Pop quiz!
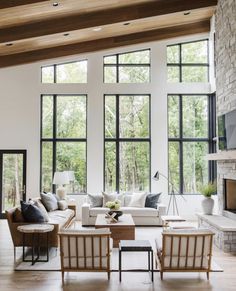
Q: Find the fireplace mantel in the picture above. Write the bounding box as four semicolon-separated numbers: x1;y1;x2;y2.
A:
206;151;236;161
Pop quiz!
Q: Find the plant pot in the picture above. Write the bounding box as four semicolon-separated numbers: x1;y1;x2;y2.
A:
201;197;214;215
108;210;123;220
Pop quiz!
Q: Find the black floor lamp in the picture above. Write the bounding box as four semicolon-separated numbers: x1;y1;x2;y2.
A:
153;171;186;215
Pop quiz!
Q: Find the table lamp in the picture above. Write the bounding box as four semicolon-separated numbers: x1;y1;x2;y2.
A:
53;171;69;200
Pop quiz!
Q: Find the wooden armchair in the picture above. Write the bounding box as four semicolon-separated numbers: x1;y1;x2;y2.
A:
58;228;112;284
155;229;214;280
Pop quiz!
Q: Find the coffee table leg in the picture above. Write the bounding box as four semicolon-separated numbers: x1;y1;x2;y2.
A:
22;233;26;262
119;250;122;282
151;250;154;282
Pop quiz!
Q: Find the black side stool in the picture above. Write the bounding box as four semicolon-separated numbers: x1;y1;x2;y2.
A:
119;240;154;282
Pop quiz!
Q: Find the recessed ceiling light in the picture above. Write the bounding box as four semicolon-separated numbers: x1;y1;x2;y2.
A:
184;11;191;15
123;22;130;26
63;33;70;36
93;27;102;32
6;43;13;46
53;2;59;7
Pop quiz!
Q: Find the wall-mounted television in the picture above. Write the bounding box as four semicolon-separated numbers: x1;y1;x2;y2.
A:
218;109;236;150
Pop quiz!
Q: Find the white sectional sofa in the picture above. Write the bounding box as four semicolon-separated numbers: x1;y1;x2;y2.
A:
82;194;166;226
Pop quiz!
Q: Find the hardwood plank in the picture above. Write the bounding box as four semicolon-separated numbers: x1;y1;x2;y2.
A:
0;0;217;43
0;0;48;9
0;21;210;68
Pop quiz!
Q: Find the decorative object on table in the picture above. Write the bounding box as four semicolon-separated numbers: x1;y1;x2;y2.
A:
105;211;118;223
53;171;69;200
106;199;123;220
200;181;217;215
153;170;186;215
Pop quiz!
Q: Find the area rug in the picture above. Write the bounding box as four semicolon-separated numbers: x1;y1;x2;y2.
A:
14;227;223;272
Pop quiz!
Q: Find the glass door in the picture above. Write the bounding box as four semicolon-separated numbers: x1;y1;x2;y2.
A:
0;150;26;218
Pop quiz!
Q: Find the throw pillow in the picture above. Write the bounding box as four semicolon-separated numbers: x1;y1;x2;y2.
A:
87;193;103;207
145;193;162;209
34;200;50;222
102;192;124;207
40;192;58;212
58;200;68;210
13;207;25;222
20;200;45;223
128;192;147;208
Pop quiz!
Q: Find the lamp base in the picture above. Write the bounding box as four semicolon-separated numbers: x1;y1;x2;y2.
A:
56;186;67;200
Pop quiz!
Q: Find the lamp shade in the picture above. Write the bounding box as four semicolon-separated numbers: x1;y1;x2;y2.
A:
64;171;75;182
53;172;69;185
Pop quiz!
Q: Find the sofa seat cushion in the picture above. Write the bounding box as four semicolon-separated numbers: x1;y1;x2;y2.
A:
90;207;110;217
48;209;74;228
121;207;158;217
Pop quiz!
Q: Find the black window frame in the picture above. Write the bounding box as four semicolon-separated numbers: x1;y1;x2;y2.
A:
104;94;151;193
41;59;88;83
167;39;209;83
40;94;88;194
168;93;216;195
103;48;151;83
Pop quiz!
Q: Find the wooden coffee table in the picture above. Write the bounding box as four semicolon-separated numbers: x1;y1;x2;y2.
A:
95;214;135;248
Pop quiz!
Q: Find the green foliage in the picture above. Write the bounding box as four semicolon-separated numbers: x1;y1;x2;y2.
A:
200;181;217;197
105;199;121;210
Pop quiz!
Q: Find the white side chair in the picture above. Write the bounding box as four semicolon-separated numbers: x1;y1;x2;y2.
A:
58;228;112;284
155;229;214;280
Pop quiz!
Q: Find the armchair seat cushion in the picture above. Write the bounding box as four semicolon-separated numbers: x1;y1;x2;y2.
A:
48;209;75;228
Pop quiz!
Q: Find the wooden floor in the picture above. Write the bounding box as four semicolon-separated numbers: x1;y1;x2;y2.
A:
1;220;236;291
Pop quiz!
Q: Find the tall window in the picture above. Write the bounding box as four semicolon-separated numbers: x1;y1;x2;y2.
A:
168;94;216;194
41;60;87;83
167;40;209;82
104;49;150;83
41;95;87;193
104;94;151;192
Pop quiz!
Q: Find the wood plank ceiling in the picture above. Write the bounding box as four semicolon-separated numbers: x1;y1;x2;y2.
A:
0;0;217;68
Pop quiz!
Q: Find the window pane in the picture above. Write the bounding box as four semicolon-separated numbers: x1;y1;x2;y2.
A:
119;50;150;64
119;142;150;192
168;95;179;138
119;95;149;138
42;66;54;83
42;142;53;192
56;60;87;83
56;142;86;193
167;66;180;82
42;95;53;138
182;41;208;63
119;66;150;83
182;95;208;138
182;66;208;82
104;66;117;83
168;142;180;193
104;142;116;192
57;95;86;138
105;95;116;138
167;45;179;63
104;56;116;64
183;142;208;193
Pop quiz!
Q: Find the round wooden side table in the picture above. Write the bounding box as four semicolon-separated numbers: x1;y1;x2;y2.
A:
17;224;54;265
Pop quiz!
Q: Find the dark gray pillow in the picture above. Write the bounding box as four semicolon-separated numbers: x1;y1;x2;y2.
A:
87;193;103;207
40;192;58;211
145;193;161;209
20;200;45;223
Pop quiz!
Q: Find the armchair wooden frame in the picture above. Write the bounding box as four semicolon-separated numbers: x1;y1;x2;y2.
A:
155;230;214;280
59;230;111;284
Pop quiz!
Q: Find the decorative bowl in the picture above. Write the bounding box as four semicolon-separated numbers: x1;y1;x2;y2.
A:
108;210;123;220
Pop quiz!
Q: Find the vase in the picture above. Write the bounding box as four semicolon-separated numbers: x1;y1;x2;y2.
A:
201;197;214;215
108;210;123;220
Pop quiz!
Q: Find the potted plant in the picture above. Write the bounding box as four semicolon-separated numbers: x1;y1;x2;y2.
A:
105;200;123;220
200;181;217;215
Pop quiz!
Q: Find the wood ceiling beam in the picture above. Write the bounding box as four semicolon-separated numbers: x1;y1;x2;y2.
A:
0;20;210;68
0;0;217;43
0;0;48;9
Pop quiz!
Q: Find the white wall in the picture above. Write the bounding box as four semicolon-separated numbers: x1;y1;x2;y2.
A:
0;32;216;220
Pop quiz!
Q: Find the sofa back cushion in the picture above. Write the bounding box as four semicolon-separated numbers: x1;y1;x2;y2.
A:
128;192;147;208
87;193;103;207
145;193;161;209
34;200;50;222
102;192;124;207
